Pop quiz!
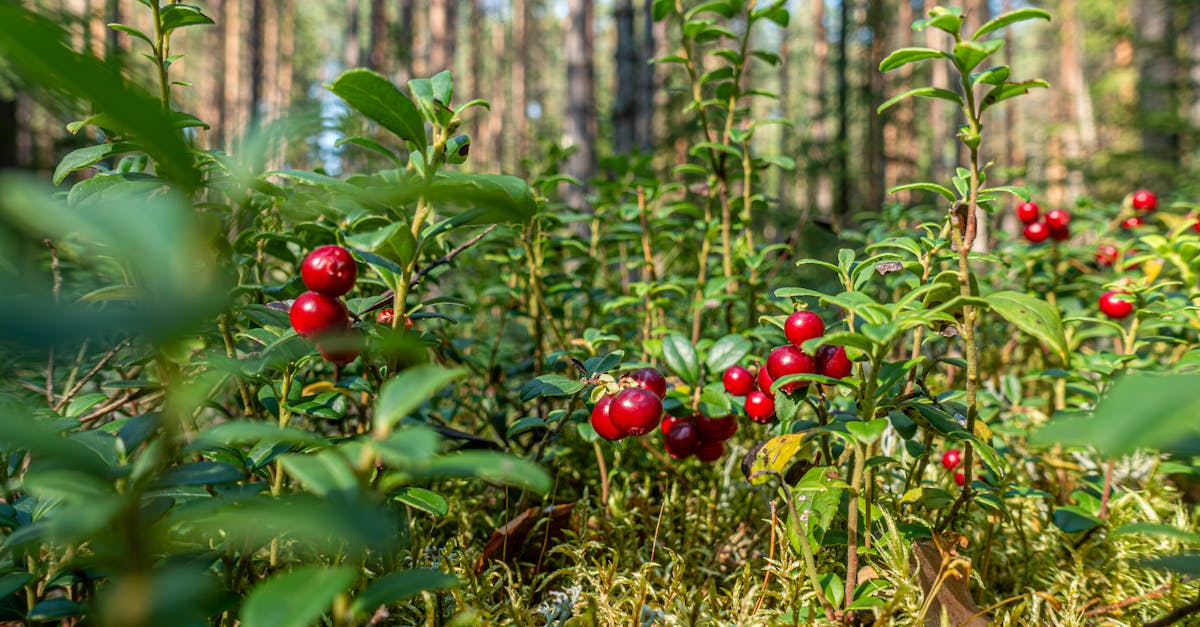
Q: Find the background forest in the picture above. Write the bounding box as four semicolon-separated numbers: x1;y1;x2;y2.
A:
7;0;1200;235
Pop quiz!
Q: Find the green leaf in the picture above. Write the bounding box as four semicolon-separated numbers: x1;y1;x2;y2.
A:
1052;505;1101;533
52;142;138;185
981;185;1032;202
279;450;358;497
187;422;325;453
239;565;357;627
393;487;449;517
0;572;32;600
150;461;244;488
845;418;889;444
1111;523;1200;544
374;365;465;433
351;569;458;617
973;8;1051;40
329;69;427;147
887;182;957;202
705;334;752;373
878;47;950;72
27;597;83;621
952;39;1004;73
107;23;153;48
419;451;551;493
159;4;214;32
520;375;586;402
1137;554;1200;576
981;79;1050;111
661;333;701;385
969;65;1010;86
877;87;962;114
985;291;1068;361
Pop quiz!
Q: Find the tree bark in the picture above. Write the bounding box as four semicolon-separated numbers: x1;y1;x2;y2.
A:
223;0;242;150
833;0;851;224
864;0;887;213
926;7;950;185
637;0;656;151
613;0;637;155
430;0;457;73
368;0;388;72
805;0;830;219
344;0;360;69
563;0;596;212
513;0;529;161
0;98;17;169
249;0;264;127
396;0;414;82
1135;0;1180;170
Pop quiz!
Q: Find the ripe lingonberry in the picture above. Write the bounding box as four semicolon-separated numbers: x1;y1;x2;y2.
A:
745;390;775;424
664;423;700;459
1044;209;1070;230
695;414;737;442
1016;201;1040;225
1132;189;1157;212
375;307;414;330
722;365;755;396
1023;222;1049;243
660;414;690;436
1121;216;1144;229
942;449;963;470
290;291;349;337
1098;290;1134;320
1049;225;1070;242
1096;244;1118;267
627;367;668;399
766;345;815;394
816;345;852;380
954;471;966;487
784;311;825;347
610;388;663;436
301;245;358;297
590;395;626;441
757;366;776;397
696;439;725;463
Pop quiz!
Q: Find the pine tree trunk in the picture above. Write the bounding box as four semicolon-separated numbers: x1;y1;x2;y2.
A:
1135;0;1180;173
345;0;360;69
806;0;830;220
613;0;637;155
865;0;887;213
249;0;264;127
833;0;851;225
396;0;414;82
0;98;16;169
563;0;597;212
223;0;242;150
513;0;529;161
926;13;949;185
430;0;457;73
886;0;916;204
368;0;388;72
636;0;656;151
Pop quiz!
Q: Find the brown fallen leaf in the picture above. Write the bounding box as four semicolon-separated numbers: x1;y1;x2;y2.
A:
474;502;576;575
911;532;988;626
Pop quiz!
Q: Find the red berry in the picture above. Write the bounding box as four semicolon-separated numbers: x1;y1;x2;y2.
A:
1049;225;1070;242
1192;217;1200;233
744;390;775;424
816;345;852;380
766;345;815;395
722;365;755;396
1132;189;1157;212
1044;209;1070;230
590;395;626;441
757;366;776;397
627;367;668;399
696;439;725;463
316;328;363;366
1121;216;1145;229
610;388;663;436
694;414;737;442
376;308;394;325
1023;222;1049;243
664;423;700;459
1016;201;1040;225
301;245;358;297
954;471;966;487
941;449;963;470
660;414;690;436
290;291;350;337
784;311;825;347
1096;244;1118;267
1098;290;1134;320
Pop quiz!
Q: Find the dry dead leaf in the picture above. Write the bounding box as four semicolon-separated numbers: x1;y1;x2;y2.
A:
911;532;988;626
474;502;575;575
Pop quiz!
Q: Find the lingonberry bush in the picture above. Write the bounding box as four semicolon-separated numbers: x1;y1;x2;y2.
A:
2;1;1200;625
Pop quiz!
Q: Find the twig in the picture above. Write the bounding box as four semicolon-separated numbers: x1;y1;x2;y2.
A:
45;239;61;406
1086;582;1171;618
80;390;163;423
53;339;129;412
362;224;499;315
1145;594;1200;627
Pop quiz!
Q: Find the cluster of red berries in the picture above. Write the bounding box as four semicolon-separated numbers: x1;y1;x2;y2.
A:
1093;190;1160;320
658;412;738;462
722;311;852;424
1016;201;1070;243
289;245;363;365
1118;188;1157;230
941;448;966;487
590;368;668;441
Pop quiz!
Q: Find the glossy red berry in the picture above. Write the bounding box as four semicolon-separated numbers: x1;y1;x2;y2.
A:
757;366;776;397
1098;290;1134;320
1016;201;1040;225
301;245;358;297
941;449;963;470
1192;217;1200;233
816;345;852;380
627;367;668;399
376;308;394;325
696;439;725;463
590;395;626;441
660;414;690;436
1023;222;1049;243
722;365;755;396
664;423;700;459
290;291;349;337
694;414;737;442
744;390;775;424
766;345;815;395
1044;209;1070;230
316;328;363;366
1132;189;1157;212
784;311;825;348
954;471;966;487
610;388;663;436
1121;216;1145;229
1049;225;1070;242
1096;244;1118;267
